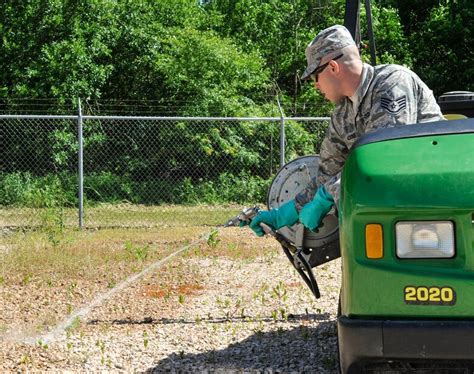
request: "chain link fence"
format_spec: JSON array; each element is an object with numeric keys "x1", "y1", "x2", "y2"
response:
[{"x1": 1, "y1": 114, "x2": 329, "y2": 229}]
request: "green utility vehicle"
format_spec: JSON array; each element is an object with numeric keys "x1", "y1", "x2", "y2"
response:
[
  {"x1": 227, "y1": 116, "x2": 474, "y2": 372},
  {"x1": 337, "y1": 118, "x2": 474, "y2": 372}
]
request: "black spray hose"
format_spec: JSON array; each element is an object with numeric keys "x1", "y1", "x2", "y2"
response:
[{"x1": 273, "y1": 232, "x2": 321, "y2": 299}]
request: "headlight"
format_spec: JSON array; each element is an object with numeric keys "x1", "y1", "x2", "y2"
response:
[{"x1": 396, "y1": 221, "x2": 455, "y2": 259}]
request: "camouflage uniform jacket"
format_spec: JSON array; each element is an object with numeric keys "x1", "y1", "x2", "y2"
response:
[{"x1": 295, "y1": 63, "x2": 444, "y2": 210}]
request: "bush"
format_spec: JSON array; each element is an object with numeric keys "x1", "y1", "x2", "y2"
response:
[
  {"x1": 0, "y1": 172, "x2": 76, "y2": 207},
  {"x1": 0, "y1": 171, "x2": 271, "y2": 207},
  {"x1": 175, "y1": 172, "x2": 271, "y2": 205},
  {"x1": 84, "y1": 172, "x2": 135, "y2": 204}
]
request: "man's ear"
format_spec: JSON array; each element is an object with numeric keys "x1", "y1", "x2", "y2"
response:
[{"x1": 329, "y1": 60, "x2": 340, "y2": 74}]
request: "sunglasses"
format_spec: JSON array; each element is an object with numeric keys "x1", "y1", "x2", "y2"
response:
[{"x1": 310, "y1": 54, "x2": 343, "y2": 82}]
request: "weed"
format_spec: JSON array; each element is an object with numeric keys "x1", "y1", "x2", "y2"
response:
[
  {"x1": 67, "y1": 281, "x2": 77, "y2": 296},
  {"x1": 143, "y1": 331, "x2": 149, "y2": 348},
  {"x1": 178, "y1": 294, "x2": 185, "y2": 304},
  {"x1": 226, "y1": 243, "x2": 237, "y2": 254},
  {"x1": 39, "y1": 202, "x2": 66, "y2": 247},
  {"x1": 253, "y1": 320, "x2": 265, "y2": 335},
  {"x1": 19, "y1": 353, "x2": 32, "y2": 365},
  {"x1": 300, "y1": 325, "x2": 311, "y2": 340},
  {"x1": 206, "y1": 230, "x2": 220, "y2": 248},
  {"x1": 124, "y1": 241, "x2": 149, "y2": 261},
  {"x1": 101, "y1": 356, "x2": 112, "y2": 367},
  {"x1": 271, "y1": 281, "x2": 288, "y2": 302},
  {"x1": 216, "y1": 297, "x2": 243, "y2": 321},
  {"x1": 37, "y1": 340, "x2": 49, "y2": 350},
  {"x1": 22, "y1": 273, "x2": 32, "y2": 285},
  {"x1": 96, "y1": 339, "x2": 106, "y2": 364},
  {"x1": 322, "y1": 356, "x2": 337, "y2": 370},
  {"x1": 66, "y1": 316, "x2": 81, "y2": 333},
  {"x1": 66, "y1": 304, "x2": 73, "y2": 314},
  {"x1": 271, "y1": 309, "x2": 278, "y2": 321}
]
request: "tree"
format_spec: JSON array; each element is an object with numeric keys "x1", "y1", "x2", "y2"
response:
[
  {"x1": 411, "y1": 1, "x2": 474, "y2": 95},
  {"x1": 1, "y1": 0, "x2": 119, "y2": 101}
]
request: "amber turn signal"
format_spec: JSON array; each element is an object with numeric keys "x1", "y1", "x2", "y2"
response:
[{"x1": 366, "y1": 224, "x2": 383, "y2": 259}]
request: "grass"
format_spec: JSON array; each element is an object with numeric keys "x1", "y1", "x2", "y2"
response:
[
  {"x1": 0, "y1": 225, "x2": 211, "y2": 286},
  {"x1": 0, "y1": 203, "x2": 256, "y2": 286},
  {"x1": 0, "y1": 203, "x2": 245, "y2": 228}
]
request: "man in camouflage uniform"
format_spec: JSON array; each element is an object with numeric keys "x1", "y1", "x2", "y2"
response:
[{"x1": 249, "y1": 25, "x2": 444, "y2": 237}]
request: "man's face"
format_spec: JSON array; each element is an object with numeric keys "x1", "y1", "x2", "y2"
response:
[{"x1": 312, "y1": 59, "x2": 345, "y2": 104}]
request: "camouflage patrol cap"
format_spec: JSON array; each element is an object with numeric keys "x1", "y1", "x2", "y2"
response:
[{"x1": 301, "y1": 25, "x2": 355, "y2": 81}]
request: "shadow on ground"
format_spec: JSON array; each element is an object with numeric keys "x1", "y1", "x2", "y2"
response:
[
  {"x1": 88, "y1": 312, "x2": 333, "y2": 326},
  {"x1": 144, "y1": 318, "x2": 339, "y2": 373}
]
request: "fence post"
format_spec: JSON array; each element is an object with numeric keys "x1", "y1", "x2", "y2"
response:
[
  {"x1": 277, "y1": 97, "x2": 285, "y2": 168},
  {"x1": 77, "y1": 98, "x2": 84, "y2": 229}
]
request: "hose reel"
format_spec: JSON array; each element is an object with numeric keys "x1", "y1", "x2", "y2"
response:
[{"x1": 267, "y1": 155, "x2": 340, "y2": 268}]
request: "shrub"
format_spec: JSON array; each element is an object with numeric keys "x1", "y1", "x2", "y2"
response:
[{"x1": 0, "y1": 172, "x2": 76, "y2": 207}]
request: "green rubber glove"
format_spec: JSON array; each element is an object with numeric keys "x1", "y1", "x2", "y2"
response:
[
  {"x1": 299, "y1": 186, "x2": 334, "y2": 231},
  {"x1": 249, "y1": 200, "x2": 299, "y2": 237}
]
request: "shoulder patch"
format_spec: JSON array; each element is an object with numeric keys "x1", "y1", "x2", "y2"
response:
[{"x1": 380, "y1": 96, "x2": 406, "y2": 115}]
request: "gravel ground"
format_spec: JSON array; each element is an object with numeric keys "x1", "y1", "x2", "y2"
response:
[{"x1": 0, "y1": 228, "x2": 342, "y2": 372}]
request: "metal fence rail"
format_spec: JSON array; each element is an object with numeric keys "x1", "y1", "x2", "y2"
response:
[{"x1": 1, "y1": 112, "x2": 330, "y2": 229}]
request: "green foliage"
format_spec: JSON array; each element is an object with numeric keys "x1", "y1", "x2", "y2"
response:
[
  {"x1": 1, "y1": 0, "x2": 471, "y2": 211},
  {"x1": 0, "y1": 172, "x2": 76, "y2": 207},
  {"x1": 1, "y1": 170, "x2": 271, "y2": 206},
  {"x1": 1, "y1": 0, "x2": 118, "y2": 100},
  {"x1": 375, "y1": 0, "x2": 473, "y2": 94},
  {"x1": 147, "y1": 27, "x2": 270, "y2": 116},
  {"x1": 206, "y1": 230, "x2": 221, "y2": 248},
  {"x1": 1, "y1": 0, "x2": 270, "y2": 115},
  {"x1": 364, "y1": 3, "x2": 413, "y2": 66},
  {"x1": 1, "y1": 0, "x2": 470, "y2": 107},
  {"x1": 204, "y1": 0, "x2": 344, "y2": 116},
  {"x1": 40, "y1": 204, "x2": 66, "y2": 247},
  {"x1": 84, "y1": 172, "x2": 135, "y2": 204},
  {"x1": 411, "y1": 1, "x2": 474, "y2": 94},
  {"x1": 175, "y1": 172, "x2": 271, "y2": 204},
  {"x1": 124, "y1": 241, "x2": 150, "y2": 261}
]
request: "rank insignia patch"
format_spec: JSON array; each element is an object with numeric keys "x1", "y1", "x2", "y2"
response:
[{"x1": 381, "y1": 96, "x2": 407, "y2": 115}]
